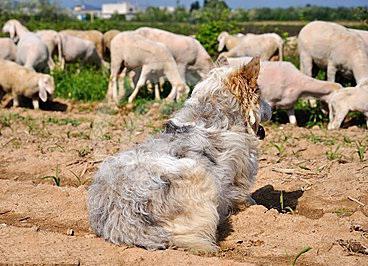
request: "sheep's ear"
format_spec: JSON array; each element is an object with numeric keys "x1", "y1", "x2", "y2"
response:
[
  {"x1": 39, "y1": 88, "x2": 47, "y2": 102},
  {"x1": 8, "y1": 24, "x2": 15, "y2": 40},
  {"x1": 225, "y1": 56, "x2": 260, "y2": 102},
  {"x1": 38, "y1": 79, "x2": 47, "y2": 102}
]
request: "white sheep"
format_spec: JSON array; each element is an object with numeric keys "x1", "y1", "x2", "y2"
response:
[
  {"x1": 2, "y1": 19, "x2": 50, "y2": 72},
  {"x1": 58, "y1": 33, "x2": 103, "y2": 69},
  {"x1": 217, "y1": 31, "x2": 244, "y2": 52},
  {"x1": 327, "y1": 79, "x2": 368, "y2": 130},
  {"x1": 103, "y1": 29, "x2": 120, "y2": 53},
  {"x1": 36, "y1": 30, "x2": 62, "y2": 70},
  {"x1": 351, "y1": 29, "x2": 368, "y2": 47},
  {"x1": 0, "y1": 37, "x2": 17, "y2": 61},
  {"x1": 108, "y1": 31, "x2": 189, "y2": 104},
  {"x1": 135, "y1": 27, "x2": 213, "y2": 83},
  {"x1": 219, "y1": 33, "x2": 284, "y2": 61},
  {"x1": 59, "y1": 29, "x2": 105, "y2": 64},
  {"x1": 0, "y1": 59, "x2": 54, "y2": 109},
  {"x1": 298, "y1": 21, "x2": 368, "y2": 83},
  {"x1": 227, "y1": 57, "x2": 342, "y2": 124}
]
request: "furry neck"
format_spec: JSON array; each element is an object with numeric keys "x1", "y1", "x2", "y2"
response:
[{"x1": 173, "y1": 90, "x2": 245, "y2": 130}]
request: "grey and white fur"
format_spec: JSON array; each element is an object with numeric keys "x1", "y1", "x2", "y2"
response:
[{"x1": 88, "y1": 57, "x2": 272, "y2": 252}]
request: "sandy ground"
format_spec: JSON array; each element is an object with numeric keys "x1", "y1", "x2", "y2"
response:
[{"x1": 0, "y1": 100, "x2": 367, "y2": 265}]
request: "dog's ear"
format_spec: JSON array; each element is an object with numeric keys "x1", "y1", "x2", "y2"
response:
[
  {"x1": 215, "y1": 56, "x2": 229, "y2": 67},
  {"x1": 225, "y1": 56, "x2": 260, "y2": 108}
]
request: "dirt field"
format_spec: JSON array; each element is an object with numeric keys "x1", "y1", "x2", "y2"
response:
[{"x1": 0, "y1": 100, "x2": 367, "y2": 265}]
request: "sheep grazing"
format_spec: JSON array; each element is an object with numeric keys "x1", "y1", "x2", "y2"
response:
[
  {"x1": 109, "y1": 31, "x2": 189, "y2": 104},
  {"x1": 217, "y1": 31, "x2": 244, "y2": 52},
  {"x1": 2, "y1": 19, "x2": 50, "y2": 72},
  {"x1": 36, "y1": 30, "x2": 62, "y2": 70},
  {"x1": 298, "y1": 21, "x2": 368, "y2": 84},
  {"x1": 59, "y1": 29, "x2": 105, "y2": 63},
  {"x1": 327, "y1": 79, "x2": 368, "y2": 130},
  {"x1": 58, "y1": 33, "x2": 103, "y2": 69},
  {"x1": 226, "y1": 57, "x2": 342, "y2": 125},
  {"x1": 135, "y1": 27, "x2": 213, "y2": 82},
  {"x1": 0, "y1": 38, "x2": 17, "y2": 61},
  {"x1": 351, "y1": 29, "x2": 368, "y2": 48},
  {"x1": 0, "y1": 59, "x2": 54, "y2": 109},
  {"x1": 219, "y1": 33, "x2": 284, "y2": 61},
  {"x1": 103, "y1": 30, "x2": 120, "y2": 53}
]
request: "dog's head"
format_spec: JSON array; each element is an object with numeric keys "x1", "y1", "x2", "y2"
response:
[
  {"x1": 190, "y1": 57, "x2": 271, "y2": 139},
  {"x1": 224, "y1": 57, "x2": 271, "y2": 138}
]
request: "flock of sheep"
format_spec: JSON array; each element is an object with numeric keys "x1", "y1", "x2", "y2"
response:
[{"x1": 0, "y1": 19, "x2": 367, "y2": 130}]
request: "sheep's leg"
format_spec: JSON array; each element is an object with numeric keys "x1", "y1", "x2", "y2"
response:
[
  {"x1": 300, "y1": 51, "x2": 312, "y2": 77},
  {"x1": 128, "y1": 65, "x2": 149, "y2": 104},
  {"x1": 177, "y1": 64, "x2": 187, "y2": 83},
  {"x1": 329, "y1": 109, "x2": 348, "y2": 130},
  {"x1": 154, "y1": 83, "x2": 161, "y2": 100},
  {"x1": 327, "y1": 61, "x2": 337, "y2": 82},
  {"x1": 287, "y1": 108, "x2": 297, "y2": 125},
  {"x1": 117, "y1": 69, "x2": 127, "y2": 100},
  {"x1": 364, "y1": 112, "x2": 368, "y2": 129},
  {"x1": 108, "y1": 56, "x2": 123, "y2": 104},
  {"x1": 12, "y1": 94, "x2": 20, "y2": 108},
  {"x1": 48, "y1": 57, "x2": 55, "y2": 71},
  {"x1": 166, "y1": 86, "x2": 177, "y2": 102},
  {"x1": 32, "y1": 98, "x2": 40, "y2": 110}
]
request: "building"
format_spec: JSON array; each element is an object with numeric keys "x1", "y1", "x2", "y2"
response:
[
  {"x1": 73, "y1": 4, "x2": 101, "y2": 20},
  {"x1": 73, "y1": 2, "x2": 137, "y2": 21},
  {"x1": 101, "y1": 2, "x2": 138, "y2": 20}
]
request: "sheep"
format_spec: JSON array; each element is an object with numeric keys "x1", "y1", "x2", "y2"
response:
[
  {"x1": 219, "y1": 33, "x2": 284, "y2": 61},
  {"x1": 351, "y1": 29, "x2": 368, "y2": 48},
  {"x1": 135, "y1": 27, "x2": 213, "y2": 83},
  {"x1": 0, "y1": 59, "x2": 54, "y2": 109},
  {"x1": 2, "y1": 19, "x2": 50, "y2": 72},
  {"x1": 0, "y1": 38, "x2": 17, "y2": 61},
  {"x1": 103, "y1": 29, "x2": 120, "y2": 53},
  {"x1": 108, "y1": 31, "x2": 189, "y2": 104},
  {"x1": 298, "y1": 21, "x2": 368, "y2": 84},
  {"x1": 58, "y1": 33, "x2": 103, "y2": 69},
  {"x1": 226, "y1": 57, "x2": 342, "y2": 125},
  {"x1": 327, "y1": 79, "x2": 368, "y2": 130},
  {"x1": 59, "y1": 29, "x2": 105, "y2": 63},
  {"x1": 217, "y1": 31, "x2": 244, "y2": 52},
  {"x1": 36, "y1": 30, "x2": 62, "y2": 70}
]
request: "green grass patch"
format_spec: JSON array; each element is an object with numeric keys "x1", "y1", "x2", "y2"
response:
[{"x1": 52, "y1": 63, "x2": 108, "y2": 102}]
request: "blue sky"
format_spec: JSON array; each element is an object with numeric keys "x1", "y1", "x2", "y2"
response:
[{"x1": 59, "y1": 0, "x2": 368, "y2": 9}]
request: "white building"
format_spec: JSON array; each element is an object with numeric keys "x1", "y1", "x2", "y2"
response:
[{"x1": 101, "y1": 2, "x2": 137, "y2": 20}]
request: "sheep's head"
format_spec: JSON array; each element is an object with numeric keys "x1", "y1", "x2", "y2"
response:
[
  {"x1": 224, "y1": 57, "x2": 272, "y2": 138},
  {"x1": 38, "y1": 75, "x2": 55, "y2": 102},
  {"x1": 217, "y1": 31, "x2": 229, "y2": 52},
  {"x1": 2, "y1": 20, "x2": 18, "y2": 42}
]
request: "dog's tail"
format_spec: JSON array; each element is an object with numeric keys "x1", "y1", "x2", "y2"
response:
[{"x1": 88, "y1": 155, "x2": 170, "y2": 250}]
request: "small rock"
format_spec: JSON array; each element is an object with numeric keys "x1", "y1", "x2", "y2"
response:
[
  {"x1": 67, "y1": 228, "x2": 75, "y2": 236},
  {"x1": 32, "y1": 225, "x2": 40, "y2": 232}
]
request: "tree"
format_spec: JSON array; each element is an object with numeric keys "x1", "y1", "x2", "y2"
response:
[{"x1": 190, "y1": 1, "x2": 200, "y2": 12}]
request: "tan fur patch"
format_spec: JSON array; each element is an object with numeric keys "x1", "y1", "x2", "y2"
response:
[{"x1": 224, "y1": 57, "x2": 261, "y2": 123}]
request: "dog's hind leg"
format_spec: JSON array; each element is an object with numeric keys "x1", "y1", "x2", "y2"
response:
[{"x1": 162, "y1": 166, "x2": 220, "y2": 252}]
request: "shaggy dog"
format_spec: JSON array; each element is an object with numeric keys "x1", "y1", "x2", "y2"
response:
[{"x1": 88, "y1": 57, "x2": 272, "y2": 251}]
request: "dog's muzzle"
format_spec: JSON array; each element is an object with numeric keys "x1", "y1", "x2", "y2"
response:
[{"x1": 257, "y1": 125, "x2": 265, "y2": 140}]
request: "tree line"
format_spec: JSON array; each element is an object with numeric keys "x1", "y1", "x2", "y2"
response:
[{"x1": 0, "y1": 0, "x2": 366, "y2": 23}]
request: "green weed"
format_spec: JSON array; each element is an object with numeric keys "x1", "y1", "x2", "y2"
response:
[
  {"x1": 355, "y1": 141, "x2": 366, "y2": 162},
  {"x1": 41, "y1": 165, "x2": 62, "y2": 186},
  {"x1": 326, "y1": 145, "x2": 341, "y2": 161}
]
